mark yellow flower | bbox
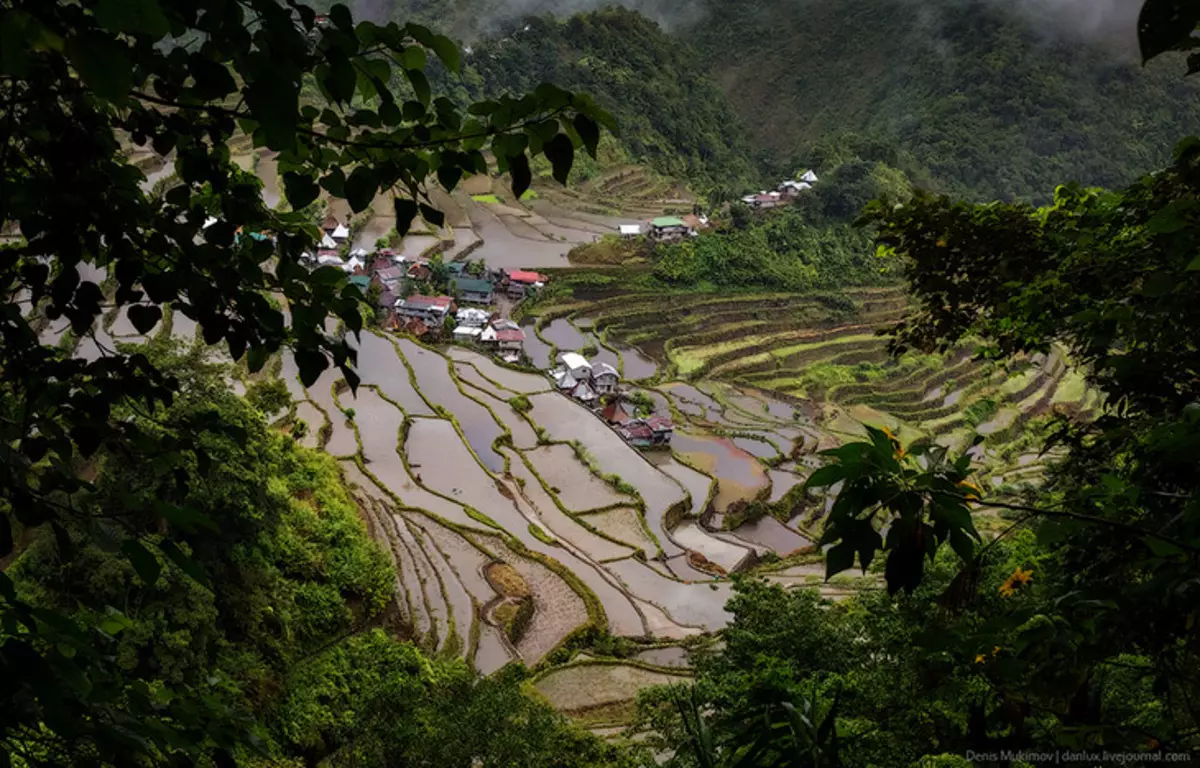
[991,646,1001,656]
[974,654,986,664]
[999,567,1033,597]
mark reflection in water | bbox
[540,318,588,351]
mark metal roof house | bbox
[452,276,495,304]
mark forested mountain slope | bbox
[456,9,757,191]
[686,0,1200,201]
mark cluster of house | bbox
[740,170,819,210]
[301,216,548,346]
[617,213,710,243]
[451,308,526,363]
[551,352,674,447]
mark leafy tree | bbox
[245,376,292,416]
[0,0,610,762]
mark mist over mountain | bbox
[348,0,1144,46]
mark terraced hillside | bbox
[521,280,1100,500]
[83,290,882,729]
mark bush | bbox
[508,394,532,412]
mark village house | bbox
[680,213,709,231]
[618,223,642,239]
[742,191,783,210]
[602,400,632,424]
[455,307,491,327]
[592,362,619,394]
[551,352,627,406]
[647,216,694,242]
[617,422,654,448]
[615,415,674,447]
[493,327,525,356]
[778,179,813,198]
[503,269,547,299]
[800,169,819,183]
[557,352,593,382]
[396,295,454,324]
[452,276,495,304]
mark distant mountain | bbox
[684,0,1200,201]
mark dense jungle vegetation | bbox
[385,0,1200,202]
[690,0,1200,201]
[4,0,1200,766]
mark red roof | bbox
[602,402,631,424]
[506,269,547,284]
[495,328,525,342]
[646,416,674,431]
[621,424,653,439]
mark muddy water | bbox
[767,469,804,502]
[617,346,658,380]
[278,351,306,400]
[475,624,516,674]
[729,516,811,555]
[521,322,553,368]
[396,338,505,472]
[589,340,621,372]
[527,392,685,557]
[347,332,433,415]
[305,367,359,457]
[540,318,588,351]
[672,432,769,513]
[467,199,572,270]
[255,153,281,209]
[605,558,731,630]
[659,458,713,518]
[732,437,780,460]
[635,646,690,669]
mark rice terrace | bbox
[41,140,1105,738]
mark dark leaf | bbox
[406,68,431,105]
[122,539,161,586]
[804,465,844,488]
[244,69,299,150]
[544,133,575,185]
[66,33,132,102]
[508,152,532,200]
[437,164,462,192]
[159,540,210,587]
[284,172,320,209]
[428,33,461,72]
[394,198,419,237]
[345,166,379,213]
[0,514,11,558]
[573,113,600,159]
[295,348,329,387]
[326,55,356,104]
[1138,0,1200,63]
[825,543,855,579]
[94,0,169,37]
[419,203,444,228]
[156,503,219,534]
[126,304,161,334]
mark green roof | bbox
[349,275,371,289]
[453,277,493,294]
[446,262,467,274]
[651,216,687,228]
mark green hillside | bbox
[686,0,1200,201]
[454,9,758,192]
